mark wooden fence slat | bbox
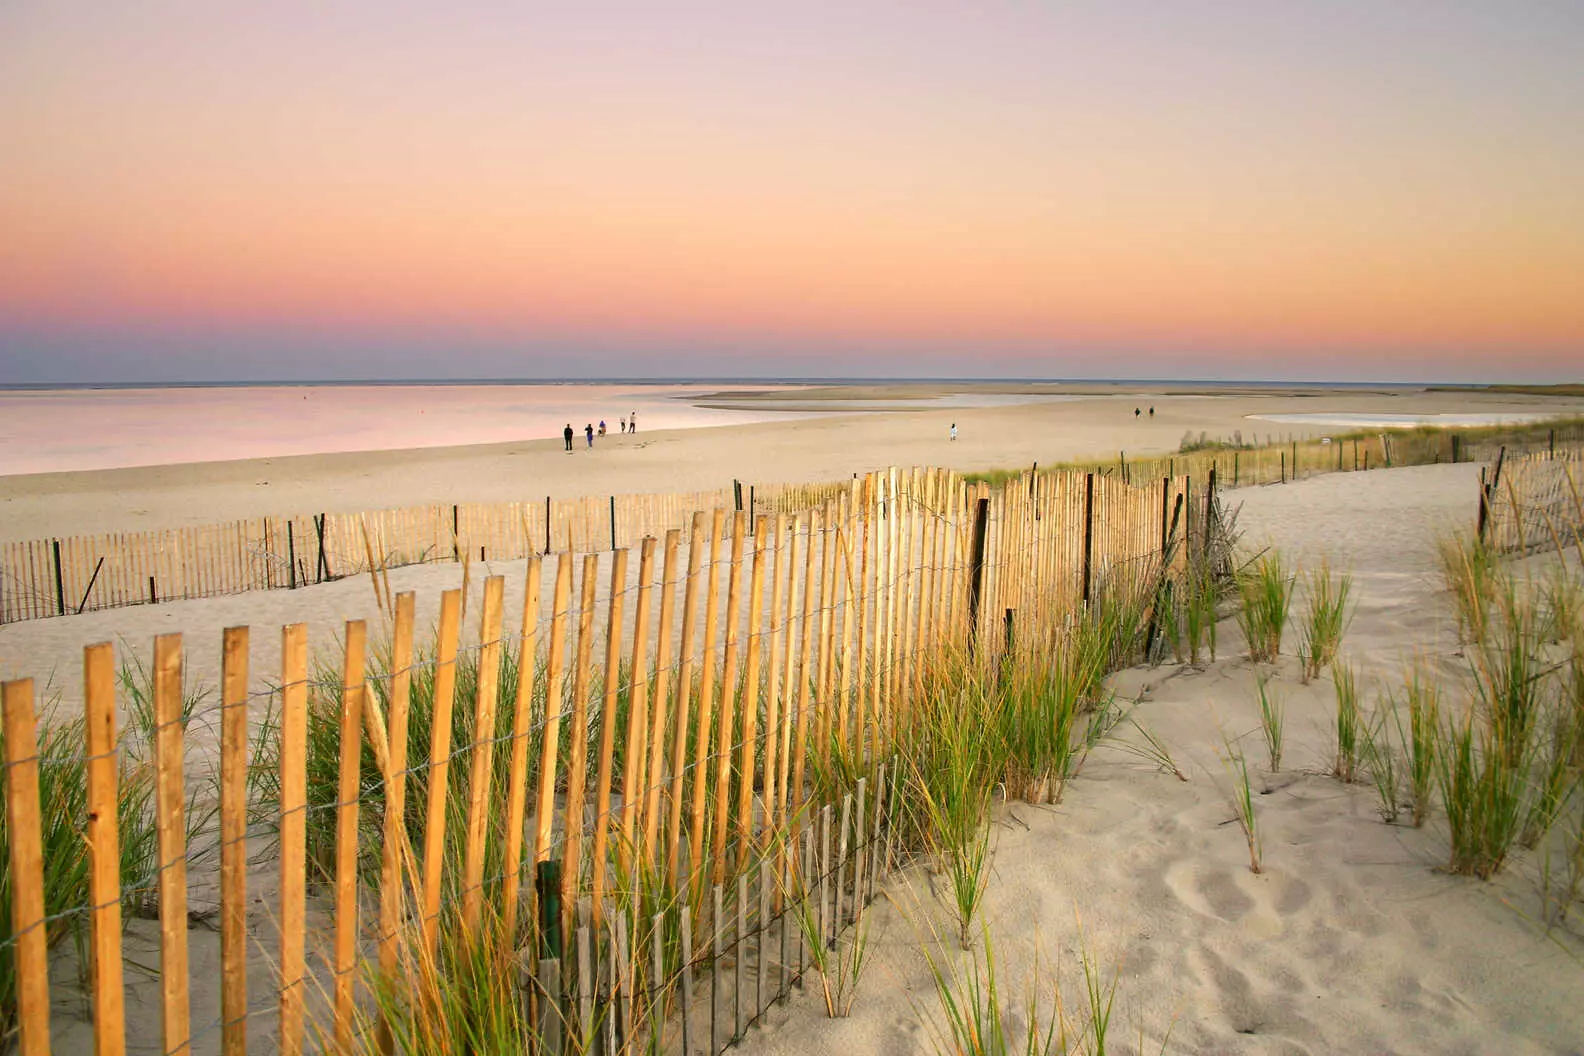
[589,548,629,934]
[618,538,657,875]
[735,519,768,868]
[84,643,126,1056]
[643,528,681,868]
[220,626,250,1056]
[560,554,601,933]
[153,633,191,1056]
[462,575,507,932]
[668,512,707,883]
[710,512,748,886]
[376,591,416,1054]
[502,556,542,939]
[2,678,51,1056]
[278,624,309,1056]
[419,590,464,955]
[333,620,368,1054]
[687,510,726,893]
[533,554,575,865]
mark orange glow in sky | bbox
[2,4,1581,381]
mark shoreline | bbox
[4,382,1583,542]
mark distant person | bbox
[629,410,637,433]
[599,420,607,436]
[620,417,627,434]
[950,423,957,441]
[585,423,594,447]
[1149,407,1155,418]
[563,423,574,452]
[1134,407,1141,417]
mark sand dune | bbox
[735,464,1584,1055]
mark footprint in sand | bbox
[1164,860,1253,922]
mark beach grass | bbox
[1437,533,1499,644]
[1332,658,1361,783]
[1236,552,1295,663]
[1396,662,1440,828]
[1299,559,1353,683]
[1218,731,1262,874]
[1256,675,1285,773]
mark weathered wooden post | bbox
[535,859,565,1056]
[966,497,990,657]
[452,504,461,561]
[1159,476,1170,553]
[544,496,553,554]
[1204,467,1217,562]
[1279,450,1286,484]
[1082,472,1095,605]
[51,539,65,616]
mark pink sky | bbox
[2,3,1581,382]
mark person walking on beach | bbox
[950,423,957,441]
[629,410,637,434]
[564,424,574,451]
[1134,407,1141,418]
[599,420,607,436]
[620,417,626,434]
[585,423,594,448]
[1149,407,1155,418]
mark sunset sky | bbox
[2,3,1581,383]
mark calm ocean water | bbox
[0,382,1063,476]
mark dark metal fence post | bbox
[544,496,552,554]
[610,495,617,551]
[966,497,990,657]
[452,504,461,561]
[287,521,298,588]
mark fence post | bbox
[1550,429,1555,459]
[1233,450,1239,486]
[315,514,330,582]
[749,485,755,530]
[1477,467,1490,544]
[1159,476,1170,553]
[287,521,298,588]
[545,496,553,554]
[1081,472,1095,605]
[452,504,461,561]
[966,497,990,657]
[1204,468,1217,561]
[610,495,617,551]
[52,538,65,616]
[536,859,564,1054]
[1280,450,1285,484]
[734,480,744,512]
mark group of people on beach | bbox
[564,411,637,451]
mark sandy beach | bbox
[2,382,1582,1054]
[3,382,1581,543]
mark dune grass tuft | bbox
[1255,675,1285,773]
[1299,559,1353,683]
[1235,552,1295,663]
[1217,731,1262,874]
[1332,658,1361,783]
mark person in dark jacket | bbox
[585,423,595,448]
[564,423,574,451]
